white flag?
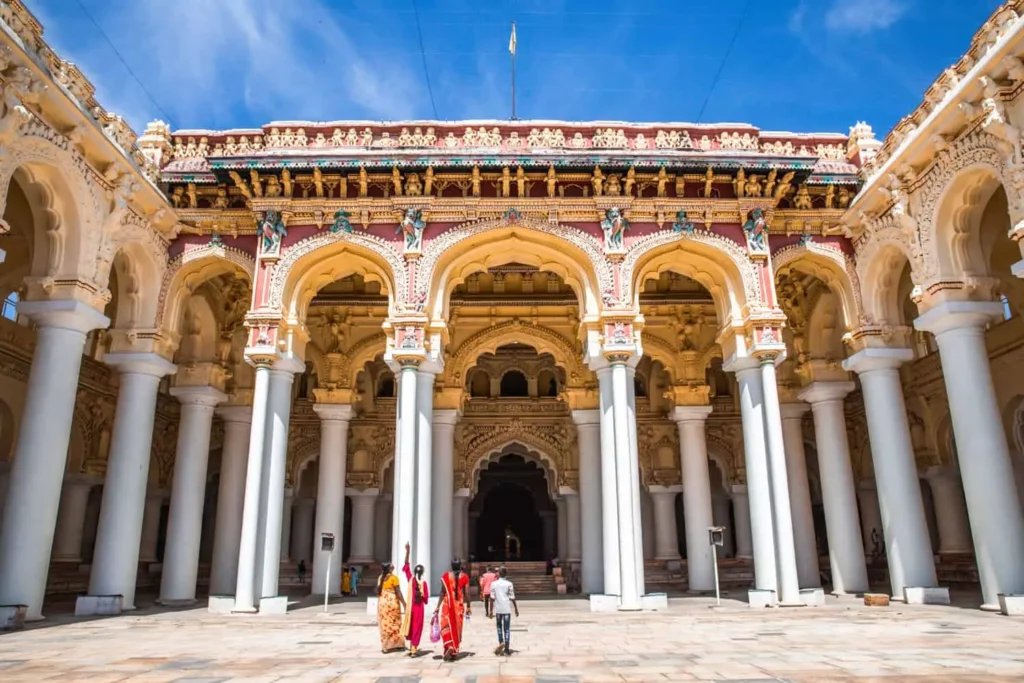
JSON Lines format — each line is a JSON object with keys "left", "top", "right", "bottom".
{"left": 509, "top": 22, "right": 517, "bottom": 55}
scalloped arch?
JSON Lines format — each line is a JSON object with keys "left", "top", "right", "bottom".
{"left": 340, "top": 332, "right": 388, "bottom": 389}
{"left": 445, "top": 319, "right": 587, "bottom": 388}
{"left": 773, "top": 242, "right": 864, "bottom": 329}
{"left": 464, "top": 437, "right": 561, "bottom": 497}
{"left": 157, "top": 246, "right": 255, "bottom": 334}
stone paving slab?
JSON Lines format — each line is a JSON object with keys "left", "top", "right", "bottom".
{"left": 1, "top": 594, "right": 1024, "bottom": 681}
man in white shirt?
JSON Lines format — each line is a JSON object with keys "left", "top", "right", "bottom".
{"left": 490, "top": 566, "right": 519, "bottom": 656}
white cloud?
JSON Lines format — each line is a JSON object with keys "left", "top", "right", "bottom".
{"left": 824, "top": 0, "right": 908, "bottom": 34}
{"left": 38, "top": 0, "right": 424, "bottom": 130}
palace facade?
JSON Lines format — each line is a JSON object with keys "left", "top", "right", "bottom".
{"left": 1, "top": 0, "right": 1024, "bottom": 621}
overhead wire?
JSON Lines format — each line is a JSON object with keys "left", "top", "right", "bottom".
{"left": 696, "top": 0, "right": 752, "bottom": 123}
{"left": 412, "top": 0, "right": 440, "bottom": 119}
{"left": 73, "top": 0, "right": 175, "bottom": 126}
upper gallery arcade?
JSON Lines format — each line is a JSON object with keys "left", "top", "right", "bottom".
{"left": 1, "top": 0, "right": 1024, "bottom": 620}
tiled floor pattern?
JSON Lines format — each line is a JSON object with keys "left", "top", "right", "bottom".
{"left": 1, "top": 594, "right": 1023, "bottom": 682}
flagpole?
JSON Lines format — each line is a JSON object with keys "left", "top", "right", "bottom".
{"left": 510, "top": 21, "right": 517, "bottom": 120}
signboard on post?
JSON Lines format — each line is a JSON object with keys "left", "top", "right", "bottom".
{"left": 708, "top": 526, "right": 725, "bottom": 606}
{"left": 321, "top": 533, "right": 335, "bottom": 612}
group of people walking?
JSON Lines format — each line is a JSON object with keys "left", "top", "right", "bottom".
{"left": 376, "top": 545, "right": 519, "bottom": 661}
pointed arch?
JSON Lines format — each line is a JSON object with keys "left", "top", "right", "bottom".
{"left": 157, "top": 246, "right": 255, "bottom": 338}
{"left": 773, "top": 242, "right": 864, "bottom": 330}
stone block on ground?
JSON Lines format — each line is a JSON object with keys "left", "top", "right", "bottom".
{"left": 75, "top": 595, "right": 123, "bottom": 616}
{"left": 998, "top": 594, "right": 1024, "bottom": 616}
{"left": 799, "top": 588, "right": 826, "bottom": 606}
{"left": 641, "top": 593, "right": 668, "bottom": 611}
{"left": 589, "top": 594, "right": 619, "bottom": 612}
{"left": 864, "top": 593, "right": 890, "bottom": 607}
{"left": 748, "top": 589, "right": 776, "bottom": 608}
{"left": 258, "top": 596, "right": 289, "bottom": 615}
{"left": 903, "top": 586, "right": 950, "bottom": 605}
{"left": 0, "top": 605, "right": 26, "bottom": 630}
{"left": 207, "top": 596, "right": 234, "bottom": 614}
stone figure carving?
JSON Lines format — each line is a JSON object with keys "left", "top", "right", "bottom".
{"left": 516, "top": 166, "right": 526, "bottom": 197}
{"left": 601, "top": 207, "right": 629, "bottom": 251}
{"left": 825, "top": 184, "right": 836, "bottom": 209}
{"left": 764, "top": 169, "right": 778, "bottom": 198}
{"left": 604, "top": 173, "right": 622, "bottom": 196}
{"left": 264, "top": 176, "right": 282, "bottom": 198}
{"left": 501, "top": 167, "right": 511, "bottom": 198}
{"left": 838, "top": 186, "right": 852, "bottom": 208}
{"left": 546, "top": 166, "right": 557, "bottom": 198}
{"left": 424, "top": 167, "right": 434, "bottom": 196}
{"left": 793, "top": 184, "right": 812, "bottom": 209}
{"left": 259, "top": 209, "right": 287, "bottom": 255}
{"left": 213, "top": 187, "right": 229, "bottom": 209}
{"left": 405, "top": 172, "right": 423, "bottom": 197}
{"left": 672, "top": 209, "right": 695, "bottom": 234}
{"left": 398, "top": 208, "right": 426, "bottom": 252}
{"left": 704, "top": 167, "right": 714, "bottom": 197}
{"left": 624, "top": 167, "right": 636, "bottom": 197}
{"left": 0, "top": 66, "right": 42, "bottom": 144}
{"left": 774, "top": 172, "right": 795, "bottom": 199}
{"left": 656, "top": 167, "right": 668, "bottom": 197}
{"left": 472, "top": 166, "right": 482, "bottom": 197}
{"left": 742, "top": 208, "right": 768, "bottom": 252}
{"left": 591, "top": 166, "right": 604, "bottom": 197}
{"left": 328, "top": 208, "right": 354, "bottom": 233}
{"left": 358, "top": 166, "right": 368, "bottom": 197}
{"left": 392, "top": 167, "right": 403, "bottom": 196}
{"left": 733, "top": 169, "right": 746, "bottom": 198}
{"left": 745, "top": 174, "right": 762, "bottom": 198}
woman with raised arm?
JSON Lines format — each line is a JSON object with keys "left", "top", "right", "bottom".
{"left": 434, "top": 557, "right": 471, "bottom": 661}
{"left": 376, "top": 561, "right": 406, "bottom": 653}
{"left": 400, "top": 541, "right": 429, "bottom": 656}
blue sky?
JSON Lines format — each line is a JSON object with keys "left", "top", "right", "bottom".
{"left": 31, "top": 0, "right": 1000, "bottom": 137}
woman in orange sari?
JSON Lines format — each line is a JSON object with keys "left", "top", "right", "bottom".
{"left": 376, "top": 563, "right": 406, "bottom": 653}
{"left": 433, "top": 558, "right": 471, "bottom": 661}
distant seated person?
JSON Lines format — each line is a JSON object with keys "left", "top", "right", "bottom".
{"left": 342, "top": 567, "right": 351, "bottom": 596}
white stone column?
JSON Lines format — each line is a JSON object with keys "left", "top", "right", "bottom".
{"left": 0, "top": 301, "right": 108, "bottom": 620}
{"left": 209, "top": 405, "right": 252, "bottom": 595}
{"left": 139, "top": 492, "right": 165, "bottom": 563}
{"left": 431, "top": 410, "right": 458, "bottom": 589}
{"left": 563, "top": 490, "right": 582, "bottom": 562}
{"left": 858, "top": 482, "right": 884, "bottom": 558}
{"left": 759, "top": 360, "right": 801, "bottom": 604}
{"left": 256, "top": 359, "right": 301, "bottom": 601}
{"left": 778, "top": 402, "right": 821, "bottom": 589}
{"left": 555, "top": 497, "right": 568, "bottom": 561}
{"left": 596, "top": 367, "right": 621, "bottom": 597}
{"left": 731, "top": 484, "right": 753, "bottom": 558}
{"left": 610, "top": 360, "right": 641, "bottom": 609}
{"left": 280, "top": 490, "right": 294, "bottom": 562}
{"left": 234, "top": 361, "right": 273, "bottom": 612}
{"left": 572, "top": 409, "right": 603, "bottom": 593}
{"left": 52, "top": 476, "right": 97, "bottom": 562}
{"left": 844, "top": 349, "right": 938, "bottom": 597}
{"left": 292, "top": 498, "right": 315, "bottom": 563}
{"left": 732, "top": 362, "right": 778, "bottom": 594}
{"left": 312, "top": 403, "right": 352, "bottom": 597}
{"left": 799, "top": 382, "right": 868, "bottom": 595}
{"left": 649, "top": 487, "right": 680, "bottom": 560}
{"left": 414, "top": 369, "right": 435, "bottom": 580}
{"left": 392, "top": 363, "right": 419, "bottom": 575}
{"left": 160, "top": 385, "right": 225, "bottom": 604}
{"left": 917, "top": 301, "right": 1024, "bottom": 607}
{"left": 625, "top": 366, "right": 646, "bottom": 597}
{"left": 349, "top": 489, "right": 379, "bottom": 564}
{"left": 925, "top": 467, "right": 973, "bottom": 554}
{"left": 88, "top": 353, "right": 175, "bottom": 610}
{"left": 672, "top": 405, "right": 716, "bottom": 591}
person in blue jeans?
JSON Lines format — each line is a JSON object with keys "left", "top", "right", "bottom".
{"left": 489, "top": 566, "right": 519, "bottom": 656}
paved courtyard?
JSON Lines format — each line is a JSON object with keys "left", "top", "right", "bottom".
{"left": 2, "top": 592, "right": 1024, "bottom": 682}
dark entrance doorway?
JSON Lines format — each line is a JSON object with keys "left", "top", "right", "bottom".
{"left": 470, "top": 453, "right": 554, "bottom": 562}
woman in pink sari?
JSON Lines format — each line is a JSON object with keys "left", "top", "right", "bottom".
{"left": 400, "top": 542, "right": 429, "bottom": 656}
{"left": 433, "top": 558, "right": 471, "bottom": 661}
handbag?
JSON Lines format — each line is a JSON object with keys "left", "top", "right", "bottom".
{"left": 429, "top": 613, "right": 441, "bottom": 643}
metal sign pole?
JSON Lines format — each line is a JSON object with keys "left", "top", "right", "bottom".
{"left": 712, "top": 542, "right": 720, "bottom": 606}
{"left": 323, "top": 552, "right": 332, "bottom": 613}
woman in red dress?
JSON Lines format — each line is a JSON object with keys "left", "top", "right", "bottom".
{"left": 400, "top": 542, "right": 429, "bottom": 656}
{"left": 433, "top": 557, "right": 471, "bottom": 661}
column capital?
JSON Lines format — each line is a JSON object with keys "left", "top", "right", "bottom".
{"left": 170, "top": 385, "right": 228, "bottom": 407}
{"left": 433, "top": 409, "right": 460, "bottom": 426}
{"left": 104, "top": 351, "right": 177, "bottom": 378}
{"left": 648, "top": 484, "right": 683, "bottom": 495}
{"left": 216, "top": 404, "right": 253, "bottom": 423}
{"left": 346, "top": 486, "right": 381, "bottom": 498}
{"left": 914, "top": 299, "right": 1004, "bottom": 336}
{"left": 670, "top": 405, "right": 713, "bottom": 423}
{"left": 271, "top": 355, "right": 306, "bottom": 374}
{"left": 730, "top": 483, "right": 747, "bottom": 496}
{"left": 571, "top": 408, "right": 601, "bottom": 426}
{"left": 17, "top": 299, "right": 109, "bottom": 333}
{"left": 842, "top": 347, "right": 914, "bottom": 374}
{"left": 454, "top": 487, "right": 472, "bottom": 498}
{"left": 798, "top": 380, "right": 856, "bottom": 405}
{"left": 558, "top": 486, "right": 579, "bottom": 497}
{"left": 313, "top": 402, "right": 355, "bottom": 422}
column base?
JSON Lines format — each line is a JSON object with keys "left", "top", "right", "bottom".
{"left": 74, "top": 595, "right": 124, "bottom": 616}
{"left": 0, "top": 605, "right": 27, "bottom": 630}
{"left": 207, "top": 596, "right": 235, "bottom": 614}
{"left": 589, "top": 594, "right": 619, "bottom": 612}
{"left": 157, "top": 598, "right": 197, "bottom": 608}
{"left": 903, "top": 586, "right": 950, "bottom": 605}
{"left": 747, "top": 589, "right": 777, "bottom": 608}
{"left": 257, "top": 596, "right": 289, "bottom": 615}
{"left": 640, "top": 593, "right": 668, "bottom": 611}
{"left": 997, "top": 594, "right": 1024, "bottom": 615}
{"left": 798, "top": 588, "right": 825, "bottom": 606}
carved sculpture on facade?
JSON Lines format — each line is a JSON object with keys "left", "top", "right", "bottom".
{"left": 743, "top": 208, "right": 769, "bottom": 253}
{"left": 672, "top": 209, "right": 695, "bottom": 234}
{"left": 601, "top": 207, "right": 629, "bottom": 252}
{"left": 328, "top": 208, "right": 354, "bottom": 234}
{"left": 258, "top": 209, "right": 287, "bottom": 256}
{"left": 398, "top": 208, "right": 426, "bottom": 254}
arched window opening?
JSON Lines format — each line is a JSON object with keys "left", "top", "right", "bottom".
{"left": 499, "top": 370, "right": 529, "bottom": 397}
{"left": 2, "top": 291, "right": 17, "bottom": 322}
{"left": 468, "top": 369, "right": 490, "bottom": 398}
{"left": 377, "top": 372, "right": 395, "bottom": 398}
{"left": 633, "top": 374, "right": 648, "bottom": 398}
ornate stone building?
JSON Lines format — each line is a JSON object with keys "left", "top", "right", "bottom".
{"left": 1, "top": 0, "right": 1024, "bottom": 619}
